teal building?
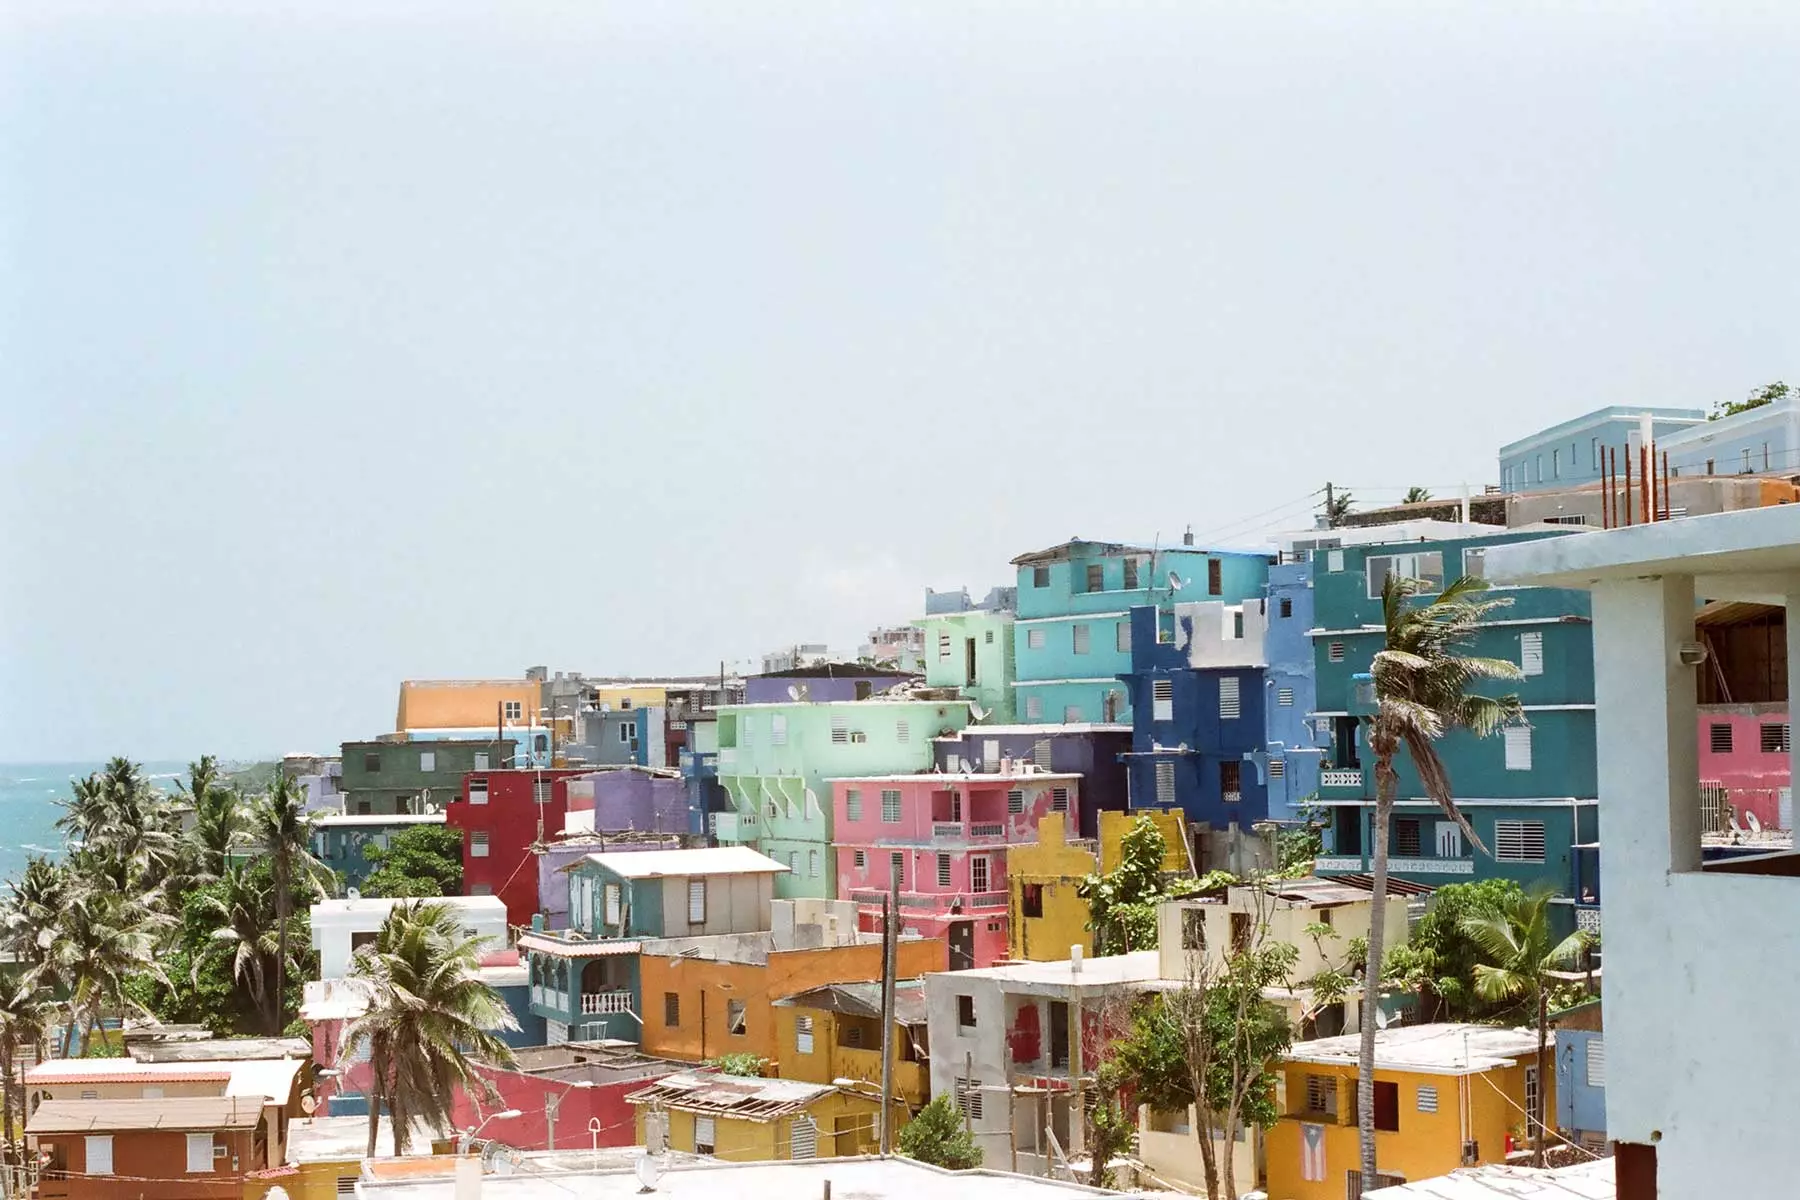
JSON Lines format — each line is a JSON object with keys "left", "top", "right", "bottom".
{"left": 1010, "top": 538, "right": 1271, "bottom": 726}
{"left": 1308, "top": 529, "right": 1600, "bottom": 935}
{"left": 309, "top": 812, "right": 447, "bottom": 890}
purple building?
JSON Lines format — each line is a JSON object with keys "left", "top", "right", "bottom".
{"left": 532, "top": 830, "right": 688, "bottom": 929}
{"left": 566, "top": 766, "right": 691, "bottom": 833}
{"left": 932, "top": 723, "right": 1131, "bottom": 839}
{"left": 742, "top": 663, "right": 920, "bottom": 705}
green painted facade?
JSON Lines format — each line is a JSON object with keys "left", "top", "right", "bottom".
{"left": 337, "top": 737, "right": 513, "bottom": 815}
{"left": 914, "top": 609, "right": 1016, "bottom": 722}
{"left": 712, "top": 699, "right": 972, "bottom": 898}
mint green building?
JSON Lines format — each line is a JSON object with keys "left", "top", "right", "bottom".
{"left": 712, "top": 698, "right": 973, "bottom": 898}
{"left": 913, "top": 586, "right": 1017, "bottom": 723}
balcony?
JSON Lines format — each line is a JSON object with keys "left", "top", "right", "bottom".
{"left": 580, "top": 990, "right": 633, "bottom": 1015}
{"left": 848, "top": 889, "right": 1010, "bottom": 912}
{"left": 1320, "top": 768, "right": 1364, "bottom": 792}
{"left": 1386, "top": 856, "right": 1474, "bottom": 876}
{"left": 531, "top": 986, "right": 569, "bottom": 1013}
{"left": 1314, "top": 856, "right": 1365, "bottom": 873}
{"left": 928, "top": 822, "right": 1010, "bottom": 843}
{"left": 931, "top": 822, "right": 965, "bottom": 838}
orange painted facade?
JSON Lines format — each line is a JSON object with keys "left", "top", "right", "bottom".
{"left": 639, "top": 939, "right": 946, "bottom": 1065}
{"left": 394, "top": 680, "right": 541, "bottom": 732}
{"left": 37, "top": 1126, "right": 265, "bottom": 1200}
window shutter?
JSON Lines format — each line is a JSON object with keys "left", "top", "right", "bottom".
{"left": 1051, "top": 787, "right": 1069, "bottom": 812}
{"left": 831, "top": 717, "right": 848, "bottom": 744}
{"left": 770, "top": 715, "right": 787, "bottom": 746}
{"left": 186, "top": 1134, "right": 214, "bottom": 1173}
{"left": 471, "top": 831, "right": 490, "bottom": 858}
{"left": 695, "top": 1116, "right": 716, "bottom": 1153}
{"left": 1493, "top": 820, "right": 1547, "bottom": 862}
{"left": 1268, "top": 759, "right": 1285, "bottom": 779}
{"left": 86, "top": 1136, "right": 113, "bottom": 1176}
{"left": 1586, "top": 1039, "right": 1606, "bottom": 1087}
{"left": 1072, "top": 624, "right": 1090, "bottom": 654}
{"left": 688, "top": 880, "right": 706, "bottom": 924}
{"left": 1710, "top": 723, "right": 1733, "bottom": 753}
{"left": 1520, "top": 632, "right": 1544, "bottom": 676}
{"left": 1328, "top": 641, "right": 1346, "bottom": 663}
{"left": 1007, "top": 789, "right": 1024, "bottom": 814}
{"left": 896, "top": 720, "right": 910, "bottom": 744}
{"left": 1219, "top": 677, "right": 1241, "bottom": 719}
{"left": 937, "top": 854, "right": 952, "bottom": 888}
{"left": 1503, "top": 726, "right": 1533, "bottom": 771}
{"left": 1152, "top": 679, "right": 1174, "bottom": 722}
{"left": 846, "top": 790, "right": 862, "bottom": 822}
{"left": 881, "top": 790, "right": 902, "bottom": 823}
{"left": 1416, "top": 1085, "right": 1438, "bottom": 1113}
{"left": 1278, "top": 687, "right": 1294, "bottom": 706}
{"left": 1154, "top": 761, "right": 1176, "bottom": 804}
{"left": 796, "top": 1015, "right": 815, "bottom": 1054}
{"left": 1032, "top": 738, "right": 1052, "bottom": 765}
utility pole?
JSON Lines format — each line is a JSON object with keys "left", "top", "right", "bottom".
{"left": 879, "top": 877, "right": 898, "bottom": 1155}
{"left": 545, "top": 1092, "right": 560, "bottom": 1150}
{"left": 964, "top": 1050, "right": 974, "bottom": 1138}
{"left": 1323, "top": 481, "right": 1335, "bottom": 528}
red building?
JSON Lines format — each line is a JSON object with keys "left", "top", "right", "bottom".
{"left": 449, "top": 1046, "right": 682, "bottom": 1151}
{"left": 447, "top": 768, "right": 589, "bottom": 928}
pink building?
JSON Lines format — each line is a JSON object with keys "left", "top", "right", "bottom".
{"left": 1694, "top": 601, "right": 1792, "bottom": 830}
{"left": 1697, "top": 705, "right": 1792, "bottom": 829}
{"left": 832, "top": 771, "right": 1082, "bottom": 970}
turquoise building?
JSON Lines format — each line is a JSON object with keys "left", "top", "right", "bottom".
{"left": 309, "top": 812, "right": 447, "bottom": 890}
{"left": 1308, "top": 529, "right": 1599, "bottom": 935}
{"left": 1010, "top": 538, "right": 1271, "bottom": 725}
{"left": 711, "top": 698, "right": 973, "bottom": 898}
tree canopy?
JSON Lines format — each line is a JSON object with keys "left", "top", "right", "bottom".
{"left": 362, "top": 824, "right": 465, "bottom": 898}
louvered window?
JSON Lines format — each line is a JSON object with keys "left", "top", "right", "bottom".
{"left": 1504, "top": 725, "right": 1533, "bottom": 771}
{"left": 1521, "top": 632, "right": 1544, "bottom": 677}
{"left": 1051, "top": 787, "right": 1069, "bottom": 812}
{"left": 896, "top": 721, "right": 910, "bottom": 743}
{"left": 1152, "top": 679, "right": 1174, "bottom": 722}
{"left": 1007, "top": 789, "right": 1024, "bottom": 814}
{"left": 891, "top": 851, "right": 906, "bottom": 886}
{"left": 687, "top": 880, "right": 707, "bottom": 924}
{"left": 796, "top": 1015, "right": 815, "bottom": 1054}
{"left": 1278, "top": 687, "right": 1294, "bottom": 706}
{"left": 1155, "top": 761, "right": 1175, "bottom": 804}
{"left": 1586, "top": 1039, "right": 1606, "bottom": 1086}
{"left": 1268, "top": 759, "right": 1285, "bottom": 779}
{"left": 1416, "top": 1085, "right": 1438, "bottom": 1113}
{"left": 881, "top": 790, "right": 902, "bottom": 823}
{"left": 1763, "top": 723, "right": 1791, "bottom": 753}
{"left": 1328, "top": 642, "right": 1346, "bottom": 663}
{"left": 937, "top": 854, "right": 952, "bottom": 888}
{"left": 1493, "top": 820, "right": 1547, "bottom": 862}
{"left": 1710, "top": 723, "right": 1734, "bottom": 753}
{"left": 1072, "top": 624, "right": 1091, "bottom": 654}
{"left": 770, "top": 715, "right": 787, "bottom": 746}
{"left": 831, "top": 717, "right": 849, "bottom": 744}
{"left": 846, "top": 790, "right": 863, "bottom": 822}
{"left": 939, "top": 632, "right": 952, "bottom": 660}
{"left": 1219, "top": 677, "right": 1241, "bottom": 719}
{"left": 956, "top": 1077, "right": 984, "bottom": 1120}
{"left": 1032, "top": 738, "right": 1052, "bottom": 765}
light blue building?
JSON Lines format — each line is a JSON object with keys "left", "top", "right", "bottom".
{"left": 1660, "top": 392, "right": 1800, "bottom": 478}
{"left": 1261, "top": 559, "right": 1330, "bottom": 824}
{"left": 1498, "top": 405, "right": 1704, "bottom": 494}
{"left": 1010, "top": 538, "right": 1271, "bottom": 726}
{"left": 1554, "top": 1014, "right": 1607, "bottom": 1148}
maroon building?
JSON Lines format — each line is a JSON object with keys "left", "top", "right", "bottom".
{"left": 447, "top": 767, "right": 589, "bottom": 928}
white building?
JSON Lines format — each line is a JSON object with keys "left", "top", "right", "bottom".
{"left": 1487, "top": 502, "right": 1800, "bottom": 1200}
{"left": 309, "top": 894, "right": 509, "bottom": 980}
{"left": 923, "top": 951, "right": 1162, "bottom": 1173}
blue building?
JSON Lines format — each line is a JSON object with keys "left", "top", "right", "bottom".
{"left": 1554, "top": 1005, "right": 1606, "bottom": 1149}
{"left": 1498, "top": 405, "right": 1704, "bottom": 494}
{"left": 742, "top": 664, "right": 919, "bottom": 705}
{"left": 1010, "top": 538, "right": 1271, "bottom": 726}
{"left": 310, "top": 812, "right": 448, "bottom": 889}
{"left": 1659, "top": 392, "right": 1800, "bottom": 478}
{"left": 1261, "top": 558, "right": 1330, "bottom": 824}
{"left": 1117, "top": 601, "right": 1271, "bottom": 863}
{"left": 1309, "top": 528, "right": 1600, "bottom": 936}
{"left": 932, "top": 723, "right": 1131, "bottom": 839}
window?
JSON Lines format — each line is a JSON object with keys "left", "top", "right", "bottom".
{"left": 1304, "top": 1075, "right": 1337, "bottom": 1118}
{"left": 1763, "top": 723, "right": 1791, "bottom": 753}
{"left": 418, "top": 751, "right": 436, "bottom": 772}
{"left": 1181, "top": 908, "right": 1206, "bottom": 950}
{"left": 937, "top": 854, "right": 953, "bottom": 888}
{"left": 142, "top": 1086, "right": 164, "bottom": 1099}
{"left": 1032, "top": 738, "right": 1052, "bottom": 766}
{"left": 1710, "top": 723, "right": 1734, "bottom": 753}
{"left": 1207, "top": 559, "right": 1223, "bottom": 595}
{"left": 846, "top": 790, "right": 863, "bottom": 821}
{"left": 1493, "top": 820, "right": 1547, "bottom": 862}
{"left": 1032, "top": 565, "right": 1051, "bottom": 588}
{"left": 956, "top": 994, "right": 977, "bottom": 1029}
{"left": 1707, "top": 458, "right": 1715, "bottom": 475}
{"left": 808, "top": 849, "right": 820, "bottom": 877}
{"left": 891, "top": 851, "right": 906, "bottom": 886}
{"left": 1366, "top": 552, "right": 1445, "bottom": 598}
{"left": 1524, "top": 1067, "right": 1540, "bottom": 1128}
{"left": 1063, "top": 705, "right": 1083, "bottom": 723}
{"left": 830, "top": 717, "right": 849, "bottom": 745}
{"left": 1268, "top": 758, "right": 1285, "bottom": 779}
{"left": 664, "top": 992, "right": 680, "bottom": 1027}
{"left": 504, "top": 700, "right": 523, "bottom": 721}
{"left": 1027, "top": 628, "right": 1047, "bottom": 650}
{"left": 881, "top": 789, "right": 902, "bottom": 823}
{"left": 473, "top": 752, "right": 489, "bottom": 771}
{"left": 1394, "top": 817, "right": 1422, "bottom": 857}
{"left": 471, "top": 831, "right": 490, "bottom": 858}
{"left": 770, "top": 715, "right": 787, "bottom": 746}
{"left": 338, "top": 1175, "right": 359, "bottom": 1196}
{"left": 1116, "top": 621, "right": 1131, "bottom": 653}
{"left": 1008, "top": 789, "right": 1024, "bottom": 814}
{"left": 727, "top": 999, "right": 747, "bottom": 1036}
{"left": 1590, "top": 437, "right": 1599, "bottom": 470}
{"left": 1586, "top": 1039, "right": 1606, "bottom": 1087}
{"left": 85, "top": 1135, "right": 113, "bottom": 1176}
{"left": 955, "top": 1078, "right": 984, "bottom": 1120}
{"left": 896, "top": 720, "right": 910, "bottom": 744}
{"left": 971, "top": 855, "right": 989, "bottom": 892}
{"left": 852, "top": 850, "right": 865, "bottom": 869}
{"left": 1328, "top": 641, "right": 1345, "bottom": 663}
{"left": 1463, "top": 546, "right": 1487, "bottom": 579}
{"left": 938, "top": 631, "right": 953, "bottom": 661}
{"left": 616, "top": 723, "right": 635, "bottom": 746}
{"left": 788, "top": 850, "right": 800, "bottom": 874}
{"left": 1520, "top": 632, "right": 1544, "bottom": 677}
{"left": 1552, "top": 448, "right": 1560, "bottom": 479}
{"left": 534, "top": 778, "right": 552, "bottom": 804}
{"left": 1086, "top": 563, "right": 1105, "bottom": 592}
{"left": 1279, "top": 596, "right": 1293, "bottom": 618}
{"left": 1123, "top": 557, "right": 1141, "bottom": 589}
{"left": 1220, "top": 760, "right": 1241, "bottom": 801}
{"left": 604, "top": 883, "right": 622, "bottom": 925}
{"left": 1278, "top": 687, "right": 1294, "bottom": 707}
{"left": 1503, "top": 725, "right": 1533, "bottom": 771}
{"left": 187, "top": 1133, "right": 215, "bottom": 1173}
{"left": 1022, "top": 883, "right": 1044, "bottom": 917}
{"left": 1743, "top": 448, "right": 1753, "bottom": 473}
{"left": 1374, "top": 1081, "right": 1400, "bottom": 1132}
{"left": 795, "top": 1015, "right": 815, "bottom": 1054}
{"left": 1025, "top": 695, "right": 1044, "bottom": 719}
{"left": 363, "top": 752, "right": 381, "bottom": 773}
{"left": 469, "top": 779, "right": 489, "bottom": 805}
{"left": 1155, "top": 761, "right": 1175, "bottom": 804}
{"left": 1152, "top": 679, "right": 1174, "bottom": 721}
{"left": 1219, "top": 677, "right": 1241, "bottom": 719}
{"left": 1072, "top": 624, "right": 1090, "bottom": 654}
{"left": 694, "top": 1116, "right": 717, "bottom": 1155}
{"left": 1416, "top": 1085, "right": 1438, "bottom": 1113}
{"left": 1327, "top": 549, "right": 1345, "bottom": 572}
{"left": 688, "top": 880, "right": 707, "bottom": 924}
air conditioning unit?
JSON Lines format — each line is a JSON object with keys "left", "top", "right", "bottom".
{"left": 1461, "top": 1140, "right": 1480, "bottom": 1166}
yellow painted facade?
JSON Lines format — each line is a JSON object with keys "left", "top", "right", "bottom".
{"left": 1006, "top": 813, "right": 1097, "bottom": 961}
{"left": 634, "top": 1090, "right": 882, "bottom": 1161}
{"left": 589, "top": 685, "right": 673, "bottom": 712}
{"left": 1263, "top": 1057, "right": 1550, "bottom": 1200}
{"left": 242, "top": 1160, "right": 355, "bottom": 1200}
{"left": 395, "top": 679, "right": 542, "bottom": 732}
{"left": 1099, "top": 808, "right": 1187, "bottom": 873}
{"left": 770, "top": 1001, "right": 928, "bottom": 1121}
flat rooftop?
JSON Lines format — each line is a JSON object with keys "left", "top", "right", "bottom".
{"left": 1288, "top": 1023, "right": 1541, "bottom": 1075}
{"left": 1485, "top": 503, "right": 1800, "bottom": 594}
{"left": 576, "top": 846, "right": 788, "bottom": 878}
{"left": 1366, "top": 1157, "right": 1615, "bottom": 1199}
{"left": 941, "top": 951, "right": 1163, "bottom": 993}
{"left": 358, "top": 1155, "right": 1123, "bottom": 1200}
{"left": 286, "top": 1115, "right": 436, "bottom": 1163}
{"left": 831, "top": 771, "right": 1084, "bottom": 785}
{"left": 935, "top": 724, "right": 1130, "bottom": 738}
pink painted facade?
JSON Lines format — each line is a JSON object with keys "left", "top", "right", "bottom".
{"left": 831, "top": 772, "right": 1082, "bottom": 969}
{"left": 1698, "top": 704, "right": 1792, "bottom": 828}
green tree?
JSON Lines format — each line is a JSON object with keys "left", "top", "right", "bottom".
{"left": 39, "top": 888, "right": 170, "bottom": 1056}
{"left": 1462, "top": 887, "right": 1591, "bottom": 1167}
{"left": 1078, "top": 817, "right": 1208, "bottom": 954}
{"left": 1402, "top": 487, "right": 1433, "bottom": 504}
{"left": 1380, "top": 878, "right": 1526, "bottom": 1021}
{"left": 361, "top": 825, "right": 465, "bottom": 898}
{"left": 191, "top": 865, "right": 282, "bottom": 1023}
{"left": 896, "top": 1094, "right": 979, "bottom": 1171}
{"left": 0, "top": 980, "right": 52, "bottom": 1160}
{"left": 2, "top": 858, "right": 68, "bottom": 972}
{"left": 1711, "top": 379, "right": 1790, "bottom": 421}
{"left": 1357, "top": 574, "right": 1522, "bottom": 1187}
{"left": 341, "top": 901, "right": 518, "bottom": 1157}
{"left": 1325, "top": 488, "right": 1355, "bottom": 527}
{"left": 708, "top": 1053, "right": 765, "bottom": 1077}
{"left": 249, "top": 775, "right": 331, "bottom": 1032}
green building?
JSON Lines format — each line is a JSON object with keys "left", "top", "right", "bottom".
{"left": 913, "top": 586, "right": 1017, "bottom": 723}
{"left": 337, "top": 736, "right": 514, "bottom": 815}
{"left": 712, "top": 698, "right": 973, "bottom": 899}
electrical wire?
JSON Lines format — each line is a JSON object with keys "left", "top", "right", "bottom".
{"left": 1473, "top": 1068, "right": 1607, "bottom": 1163}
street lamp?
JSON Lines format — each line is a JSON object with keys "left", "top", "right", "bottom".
{"left": 458, "top": 1108, "right": 521, "bottom": 1154}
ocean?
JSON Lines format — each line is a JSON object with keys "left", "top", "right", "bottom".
{"left": 0, "top": 760, "right": 190, "bottom": 885}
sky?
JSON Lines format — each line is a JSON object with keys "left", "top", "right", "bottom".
{"left": 4, "top": 1, "right": 1800, "bottom": 762}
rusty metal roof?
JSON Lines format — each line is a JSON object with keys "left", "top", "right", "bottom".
{"left": 622, "top": 1072, "right": 839, "bottom": 1122}
{"left": 28, "top": 1096, "right": 265, "bottom": 1134}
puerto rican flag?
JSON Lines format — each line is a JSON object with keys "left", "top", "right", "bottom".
{"left": 1301, "top": 1122, "right": 1327, "bottom": 1182}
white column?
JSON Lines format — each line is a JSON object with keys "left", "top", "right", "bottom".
{"left": 1784, "top": 575, "right": 1800, "bottom": 822}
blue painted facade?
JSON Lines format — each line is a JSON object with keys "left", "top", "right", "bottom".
{"left": 310, "top": 815, "right": 446, "bottom": 889}
{"left": 1117, "top": 605, "right": 1270, "bottom": 833}
{"left": 1011, "top": 539, "right": 1271, "bottom": 726}
{"left": 1554, "top": 1027, "right": 1606, "bottom": 1140}
{"left": 409, "top": 726, "right": 555, "bottom": 768}
{"left": 1497, "top": 405, "right": 1704, "bottom": 494}
{"left": 1262, "top": 561, "right": 1328, "bottom": 824}
{"left": 1309, "top": 529, "right": 1600, "bottom": 935}
{"left": 1660, "top": 394, "right": 1800, "bottom": 478}
{"left": 742, "top": 666, "right": 918, "bottom": 705}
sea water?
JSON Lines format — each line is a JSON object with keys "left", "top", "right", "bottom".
{"left": 0, "top": 760, "right": 189, "bottom": 885}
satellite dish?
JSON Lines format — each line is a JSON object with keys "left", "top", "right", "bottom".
{"left": 1167, "top": 571, "right": 1185, "bottom": 591}
{"left": 636, "top": 1153, "right": 662, "bottom": 1192}
{"left": 1375, "top": 1006, "right": 1391, "bottom": 1030}
{"left": 346, "top": 887, "right": 361, "bottom": 901}
{"left": 969, "top": 702, "right": 991, "bottom": 722}
{"left": 788, "top": 685, "right": 802, "bottom": 701}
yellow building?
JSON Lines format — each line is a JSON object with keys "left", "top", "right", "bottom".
{"left": 395, "top": 679, "right": 542, "bottom": 733}
{"left": 1098, "top": 808, "right": 1187, "bottom": 874}
{"left": 1006, "top": 813, "right": 1097, "bottom": 961}
{"left": 241, "top": 1116, "right": 439, "bottom": 1200}
{"left": 1265, "top": 1024, "right": 1553, "bottom": 1200}
{"left": 770, "top": 981, "right": 930, "bottom": 1123}
{"left": 627, "top": 1071, "right": 883, "bottom": 1161}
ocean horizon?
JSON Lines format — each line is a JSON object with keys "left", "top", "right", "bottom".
{"left": 0, "top": 759, "right": 194, "bottom": 884}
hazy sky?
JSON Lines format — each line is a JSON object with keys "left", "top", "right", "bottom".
{"left": 5, "top": 2, "right": 1799, "bottom": 762}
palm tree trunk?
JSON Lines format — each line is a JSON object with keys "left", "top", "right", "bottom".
{"left": 273, "top": 858, "right": 291, "bottom": 1034}
{"left": 2, "top": 1038, "right": 15, "bottom": 1160}
{"left": 1533, "top": 987, "right": 1548, "bottom": 1168}
{"left": 1359, "top": 739, "right": 1397, "bottom": 1190}
{"left": 365, "top": 1038, "right": 387, "bottom": 1159}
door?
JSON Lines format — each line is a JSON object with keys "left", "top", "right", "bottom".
{"left": 948, "top": 920, "right": 975, "bottom": 971}
{"left": 1049, "top": 1000, "right": 1070, "bottom": 1068}
{"left": 966, "top": 638, "right": 978, "bottom": 686}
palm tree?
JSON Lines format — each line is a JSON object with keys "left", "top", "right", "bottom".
{"left": 341, "top": 902, "right": 519, "bottom": 1156}
{"left": 191, "top": 865, "right": 282, "bottom": 1027}
{"left": 1325, "top": 489, "right": 1355, "bottom": 527}
{"left": 1356, "top": 573, "right": 1524, "bottom": 1187}
{"left": 0, "top": 981, "right": 53, "bottom": 1158}
{"left": 39, "top": 888, "right": 169, "bottom": 1056}
{"left": 249, "top": 775, "right": 330, "bottom": 1033}
{"left": 1463, "top": 887, "right": 1590, "bottom": 1167}
{"left": 191, "top": 786, "right": 246, "bottom": 883}
{"left": 2, "top": 859, "right": 67, "bottom": 971}
{"left": 1403, "top": 486, "right": 1434, "bottom": 504}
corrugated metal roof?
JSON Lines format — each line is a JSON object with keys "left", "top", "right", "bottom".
{"left": 774, "top": 981, "right": 928, "bottom": 1026}
{"left": 515, "top": 935, "right": 642, "bottom": 959}
{"left": 28, "top": 1096, "right": 265, "bottom": 1134}
{"left": 577, "top": 846, "right": 788, "bottom": 879}
{"left": 25, "top": 1060, "right": 231, "bottom": 1086}
{"left": 622, "top": 1072, "right": 838, "bottom": 1122}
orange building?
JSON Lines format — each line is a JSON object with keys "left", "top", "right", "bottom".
{"left": 639, "top": 937, "right": 946, "bottom": 1065}
{"left": 394, "top": 679, "right": 542, "bottom": 733}
{"left": 30, "top": 1097, "right": 269, "bottom": 1200}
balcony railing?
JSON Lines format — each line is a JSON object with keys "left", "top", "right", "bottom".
{"left": 970, "top": 822, "right": 1006, "bottom": 838}
{"left": 1320, "top": 768, "right": 1364, "bottom": 789}
{"left": 931, "top": 823, "right": 964, "bottom": 838}
{"left": 970, "top": 891, "right": 1008, "bottom": 909}
{"left": 928, "top": 822, "right": 1009, "bottom": 841}
{"left": 1314, "top": 856, "right": 1364, "bottom": 873}
{"left": 532, "top": 987, "right": 569, "bottom": 1012}
{"left": 1387, "top": 856, "right": 1474, "bottom": 875}
{"left": 849, "top": 889, "right": 1012, "bottom": 911}
{"left": 581, "top": 990, "right": 633, "bottom": 1015}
